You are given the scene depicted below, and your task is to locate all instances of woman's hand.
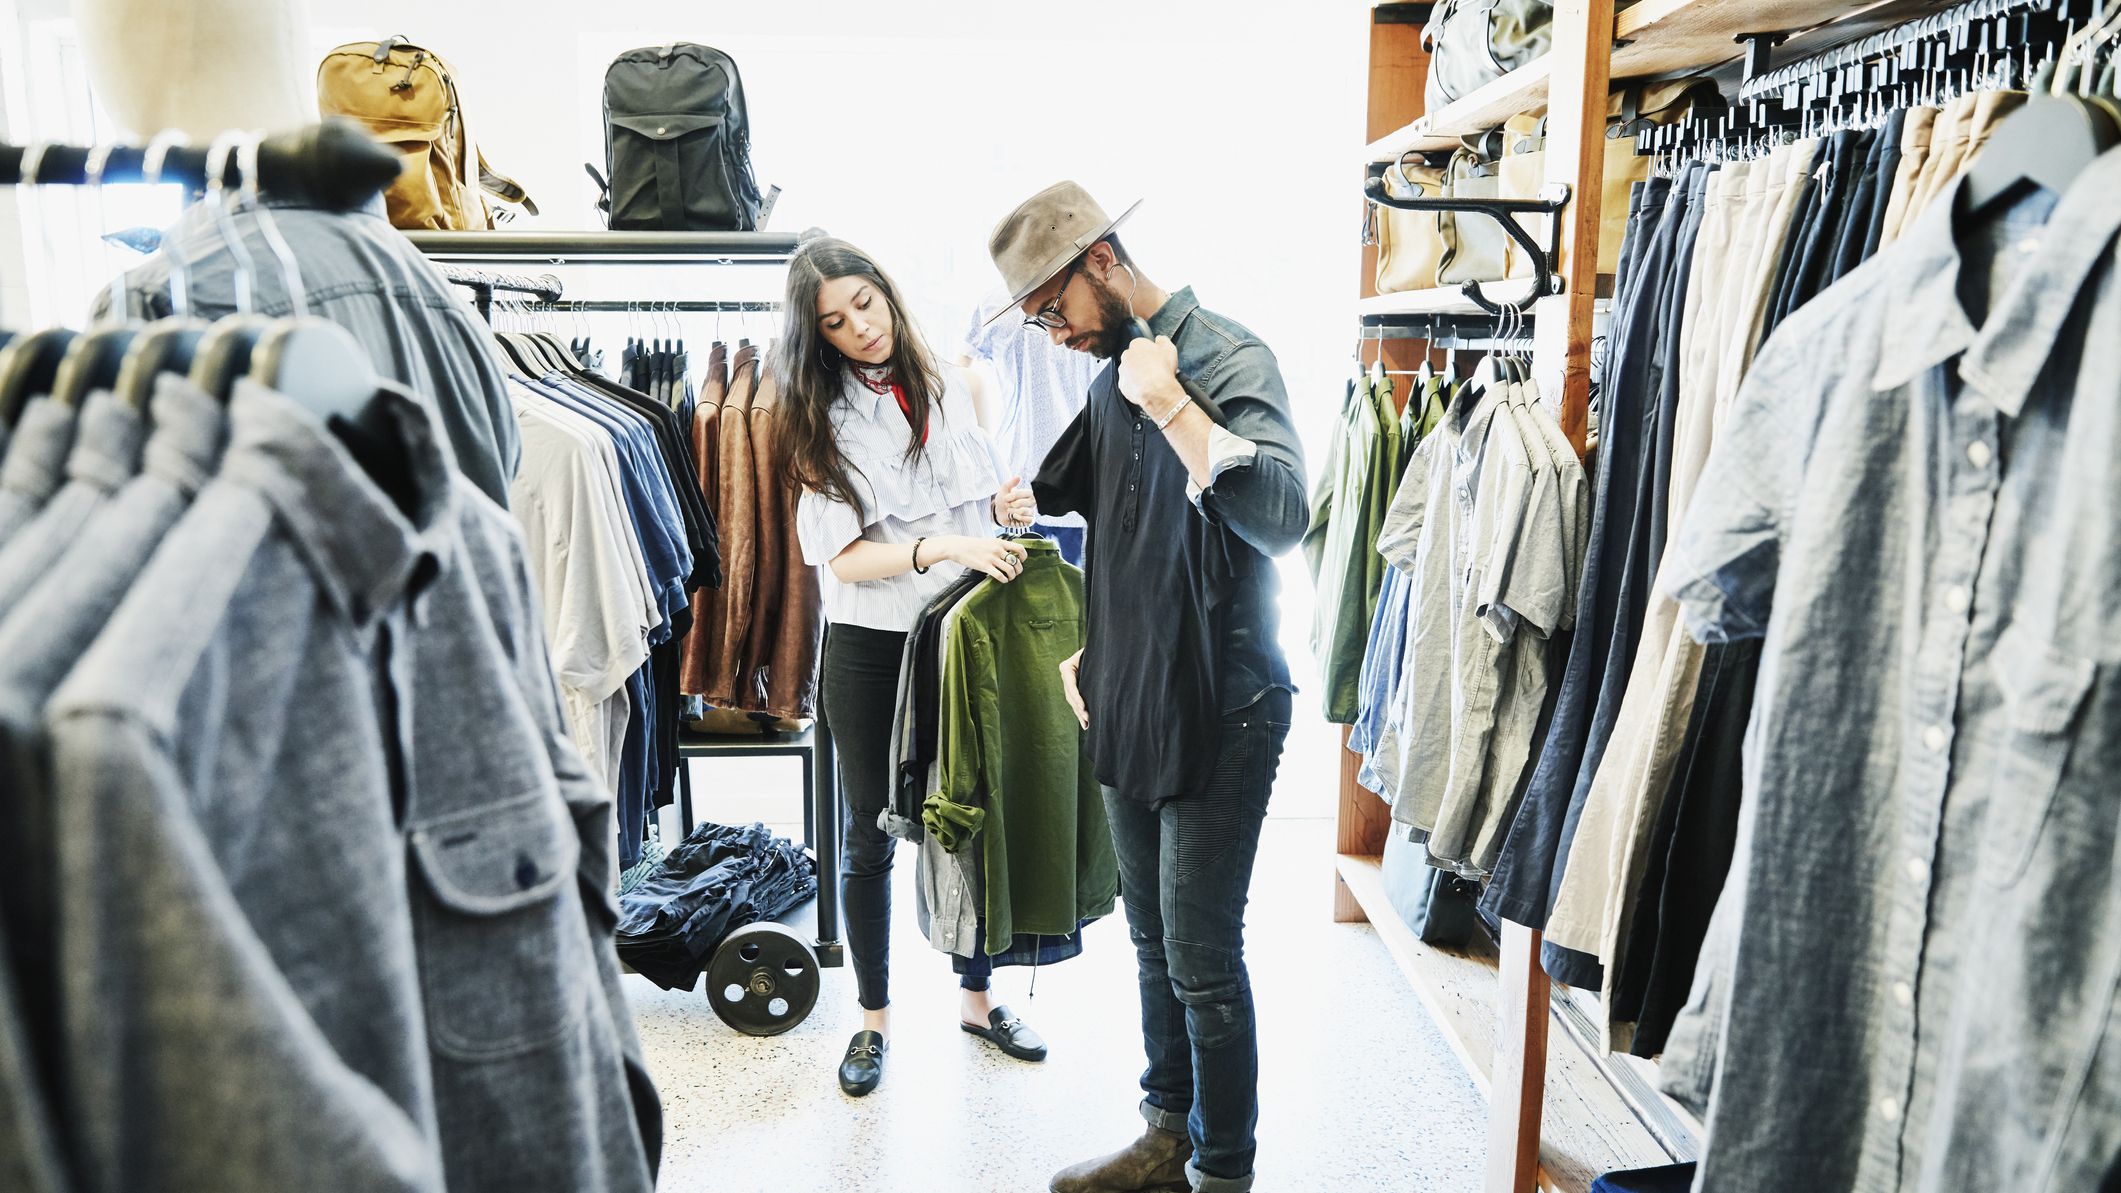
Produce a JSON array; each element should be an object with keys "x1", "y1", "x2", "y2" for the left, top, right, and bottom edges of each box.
[
  {"x1": 991, "y1": 476, "x2": 1038, "y2": 529},
  {"x1": 1059, "y1": 648, "x2": 1089, "y2": 729},
  {"x1": 948, "y1": 535, "x2": 1029, "y2": 584}
]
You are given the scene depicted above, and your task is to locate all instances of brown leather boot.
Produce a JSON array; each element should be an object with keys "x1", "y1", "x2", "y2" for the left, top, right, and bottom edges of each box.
[{"x1": 1048, "y1": 1125, "x2": 1193, "y2": 1193}]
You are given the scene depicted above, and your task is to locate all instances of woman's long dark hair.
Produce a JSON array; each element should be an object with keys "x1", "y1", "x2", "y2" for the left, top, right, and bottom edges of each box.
[{"x1": 776, "y1": 237, "x2": 944, "y2": 521}]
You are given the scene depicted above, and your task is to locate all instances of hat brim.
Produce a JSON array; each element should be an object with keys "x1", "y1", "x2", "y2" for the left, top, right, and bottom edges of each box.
[{"x1": 983, "y1": 197, "x2": 1144, "y2": 328}]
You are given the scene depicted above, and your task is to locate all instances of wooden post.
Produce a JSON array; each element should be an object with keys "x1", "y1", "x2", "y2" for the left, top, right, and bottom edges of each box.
[
  {"x1": 1487, "y1": 920, "x2": 1554, "y2": 1192},
  {"x1": 1533, "y1": 0, "x2": 1616, "y2": 458},
  {"x1": 1493, "y1": 1, "x2": 1612, "y2": 1189}
]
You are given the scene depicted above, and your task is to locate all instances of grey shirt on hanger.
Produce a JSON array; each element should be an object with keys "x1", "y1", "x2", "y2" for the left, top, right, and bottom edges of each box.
[
  {"x1": 41, "y1": 380, "x2": 656, "y2": 1193},
  {"x1": 0, "y1": 378, "x2": 227, "y2": 1189},
  {"x1": 1657, "y1": 161, "x2": 2121, "y2": 1193},
  {"x1": 0, "y1": 391, "x2": 146, "y2": 615},
  {"x1": 0, "y1": 398, "x2": 79, "y2": 549}
]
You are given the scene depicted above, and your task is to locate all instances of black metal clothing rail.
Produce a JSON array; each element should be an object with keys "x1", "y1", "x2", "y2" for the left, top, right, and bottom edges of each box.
[
  {"x1": 434, "y1": 265, "x2": 566, "y2": 322},
  {"x1": 406, "y1": 228, "x2": 820, "y2": 265},
  {"x1": 0, "y1": 120, "x2": 397, "y2": 212},
  {"x1": 1740, "y1": 0, "x2": 2059, "y2": 99},
  {"x1": 541, "y1": 300, "x2": 783, "y2": 314},
  {"x1": 1359, "y1": 181, "x2": 1573, "y2": 316}
]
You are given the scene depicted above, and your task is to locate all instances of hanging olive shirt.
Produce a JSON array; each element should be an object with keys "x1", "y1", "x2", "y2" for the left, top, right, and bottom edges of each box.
[{"x1": 922, "y1": 541, "x2": 1117, "y2": 942}]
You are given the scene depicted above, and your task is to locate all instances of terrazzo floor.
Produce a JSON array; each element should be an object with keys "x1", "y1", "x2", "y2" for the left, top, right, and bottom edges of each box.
[{"x1": 627, "y1": 759, "x2": 1488, "y2": 1193}]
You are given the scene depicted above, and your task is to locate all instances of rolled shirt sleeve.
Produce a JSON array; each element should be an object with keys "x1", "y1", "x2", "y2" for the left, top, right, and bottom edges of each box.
[{"x1": 1181, "y1": 355, "x2": 1309, "y2": 558}]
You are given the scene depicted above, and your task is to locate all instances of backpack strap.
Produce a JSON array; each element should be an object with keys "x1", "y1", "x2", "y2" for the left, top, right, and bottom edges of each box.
[{"x1": 479, "y1": 150, "x2": 538, "y2": 216}]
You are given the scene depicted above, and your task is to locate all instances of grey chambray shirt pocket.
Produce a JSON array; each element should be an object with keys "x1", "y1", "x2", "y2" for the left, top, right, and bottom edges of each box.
[
  {"x1": 1977, "y1": 624, "x2": 2097, "y2": 888},
  {"x1": 407, "y1": 791, "x2": 592, "y2": 1060}
]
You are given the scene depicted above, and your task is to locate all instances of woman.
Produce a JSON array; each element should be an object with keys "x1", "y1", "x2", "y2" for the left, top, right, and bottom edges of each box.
[{"x1": 783, "y1": 238, "x2": 1042, "y2": 1098}]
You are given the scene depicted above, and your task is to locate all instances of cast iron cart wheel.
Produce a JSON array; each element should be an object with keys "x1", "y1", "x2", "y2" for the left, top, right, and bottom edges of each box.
[{"x1": 705, "y1": 922, "x2": 820, "y2": 1036}]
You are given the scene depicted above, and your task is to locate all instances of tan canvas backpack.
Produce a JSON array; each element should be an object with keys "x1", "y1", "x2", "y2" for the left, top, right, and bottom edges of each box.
[{"x1": 317, "y1": 37, "x2": 536, "y2": 230}]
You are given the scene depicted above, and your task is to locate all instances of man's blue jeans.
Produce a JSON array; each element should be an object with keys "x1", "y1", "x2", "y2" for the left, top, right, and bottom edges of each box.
[{"x1": 1101, "y1": 690, "x2": 1290, "y2": 1193}]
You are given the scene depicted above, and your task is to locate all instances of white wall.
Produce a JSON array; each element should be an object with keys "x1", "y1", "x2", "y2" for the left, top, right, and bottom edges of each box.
[
  {"x1": 2, "y1": 0, "x2": 1368, "y2": 812},
  {"x1": 299, "y1": 2, "x2": 1364, "y2": 419}
]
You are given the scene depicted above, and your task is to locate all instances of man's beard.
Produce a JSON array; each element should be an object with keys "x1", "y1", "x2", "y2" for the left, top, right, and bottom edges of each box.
[{"x1": 1084, "y1": 281, "x2": 1136, "y2": 360}]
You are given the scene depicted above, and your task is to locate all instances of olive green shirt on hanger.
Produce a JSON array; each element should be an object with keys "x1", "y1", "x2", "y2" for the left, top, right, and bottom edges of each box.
[{"x1": 922, "y1": 540, "x2": 1118, "y2": 945}]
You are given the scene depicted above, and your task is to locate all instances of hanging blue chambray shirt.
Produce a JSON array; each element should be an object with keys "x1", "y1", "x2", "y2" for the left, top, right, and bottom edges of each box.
[
  {"x1": 962, "y1": 290, "x2": 1099, "y2": 528},
  {"x1": 1657, "y1": 153, "x2": 2121, "y2": 1193}
]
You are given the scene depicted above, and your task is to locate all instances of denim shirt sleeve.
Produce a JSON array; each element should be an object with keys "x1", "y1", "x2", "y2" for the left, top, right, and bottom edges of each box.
[{"x1": 1185, "y1": 343, "x2": 1309, "y2": 558}]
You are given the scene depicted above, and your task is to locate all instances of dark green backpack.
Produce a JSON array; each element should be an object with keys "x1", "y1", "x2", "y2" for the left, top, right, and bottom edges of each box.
[{"x1": 589, "y1": 43, "x2": 768, "y2": 231}]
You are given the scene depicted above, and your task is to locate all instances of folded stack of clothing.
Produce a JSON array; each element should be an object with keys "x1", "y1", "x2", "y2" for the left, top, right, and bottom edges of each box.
[{"x1": 616, "y1": 821, "x2": 817, "y2": 991}]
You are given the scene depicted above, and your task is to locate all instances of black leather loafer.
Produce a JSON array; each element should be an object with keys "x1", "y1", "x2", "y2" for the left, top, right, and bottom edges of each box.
[
  {"x1": 962, "y1": 1005, "x2": 1048, "y2": 1062},
  {"x1": 838, "y1": 1030, "x2": 886, "y2": 1097}
]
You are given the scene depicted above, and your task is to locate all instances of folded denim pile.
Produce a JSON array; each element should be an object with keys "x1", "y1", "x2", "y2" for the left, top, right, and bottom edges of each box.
[{"x1": 616, "y1": 820, "x2": 817, "y2": 991}]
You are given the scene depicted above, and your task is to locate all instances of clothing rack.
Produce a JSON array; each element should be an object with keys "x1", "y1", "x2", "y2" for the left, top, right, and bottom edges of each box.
[
  {"x1": 539, "y1": 300, "x2": 784, "y2": 314},
  {"x1": 418, "y1": 233, "x2": 842, "y2": 972},
  {"x1": 406, "y1": 229, "x2": 818, "y2": 266},
  {"x1": 1740, "y1": 0, "x2": 2059, "y2": 99},
  {"x1": 0, "y1": 119, "x2": 396, "y2": 212},
  {"x1": 1339, "y1": 2, "x2": 2040, "y2": 1189}
]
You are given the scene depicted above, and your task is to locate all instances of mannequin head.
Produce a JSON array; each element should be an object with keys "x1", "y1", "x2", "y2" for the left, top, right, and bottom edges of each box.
[{"x1": 70, "y1": 0, "x2": 315, "y2": 139}]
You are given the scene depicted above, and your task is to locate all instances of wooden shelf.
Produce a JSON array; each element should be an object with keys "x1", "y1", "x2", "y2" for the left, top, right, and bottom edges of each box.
[
  {"x1": 1364, "y1": 0, "x2": 1901, "y2": 161},
  {"x1": 1334, "y1": 853, "x2": 1680, "y2": 1193}
]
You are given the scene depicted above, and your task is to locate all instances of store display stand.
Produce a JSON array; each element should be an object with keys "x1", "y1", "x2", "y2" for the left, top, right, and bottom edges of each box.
[{"x1": 424, "y1": 229, "x2": 843, "y2": 973}]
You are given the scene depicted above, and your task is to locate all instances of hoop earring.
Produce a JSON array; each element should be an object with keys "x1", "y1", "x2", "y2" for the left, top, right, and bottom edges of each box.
[{"x1": 819, "y1": 344, "x2": 842, "y2": 368}]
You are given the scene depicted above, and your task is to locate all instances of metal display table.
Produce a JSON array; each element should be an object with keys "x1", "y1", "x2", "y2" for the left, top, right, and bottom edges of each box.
[{"x1": 674, "y1": 721, "x2": 842, "y2": 969}]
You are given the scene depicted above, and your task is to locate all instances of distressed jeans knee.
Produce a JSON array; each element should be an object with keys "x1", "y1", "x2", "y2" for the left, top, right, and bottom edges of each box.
[{"x1": 1163, "y1": 938, "x2": 1251, "y2": 1048}]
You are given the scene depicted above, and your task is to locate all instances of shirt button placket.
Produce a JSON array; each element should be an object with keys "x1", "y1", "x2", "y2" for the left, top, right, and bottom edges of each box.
[{"x1": 1869, "y1": 394, "x2": 1994, "y2": 1189}]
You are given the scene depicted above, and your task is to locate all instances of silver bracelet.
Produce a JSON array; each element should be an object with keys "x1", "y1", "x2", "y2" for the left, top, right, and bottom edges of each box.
[{"x1": 1153, "y1": 394, "x2": 1189, "y2": 431}]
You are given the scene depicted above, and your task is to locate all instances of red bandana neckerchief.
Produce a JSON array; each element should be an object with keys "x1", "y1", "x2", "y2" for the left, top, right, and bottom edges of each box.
[{"x1": 853, "y1": 362, "x2": 927, "y2": 444}]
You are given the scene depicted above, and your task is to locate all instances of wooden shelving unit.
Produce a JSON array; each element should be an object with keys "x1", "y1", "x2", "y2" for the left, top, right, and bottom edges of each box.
[{"x1": 1364, "y1": 0, "x2": 1901, "y2": 161}]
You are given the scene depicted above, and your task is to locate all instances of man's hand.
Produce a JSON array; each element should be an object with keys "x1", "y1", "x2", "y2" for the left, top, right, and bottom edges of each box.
[
  {"x1": 1059, "y1": 648, "x2": 1089, "y2": 730},
  {"x1": 1117, "y1": 334, "x2": 1183, "y2": 414},
  {"x1": 992, "y1": 476, "x2": 1038, "y2": 529}
]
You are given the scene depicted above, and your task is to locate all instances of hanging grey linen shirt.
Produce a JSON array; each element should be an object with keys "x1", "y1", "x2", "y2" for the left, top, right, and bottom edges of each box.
[
  {"x1": 0, "y1": 376, "x2": 225, "y2": 1193},
  {"x1": 1656, "y1": 159, "x2": 2121, "y2": 1193},
  {"x1": 0, "y1": 398, "x2": 79, "y2": 548},
  {"x1": 105, "y1": 196, "x2": 520, "y2": 506},
  {"x1": 0, "y1": 391, "x2": 146, "y2": 615},
  {"x1": 0, "y1": 920, "x2": 64, "y2": 1193},
  {"x1": 42, "y1": 380, "x2": 655, "y2": 1193}
]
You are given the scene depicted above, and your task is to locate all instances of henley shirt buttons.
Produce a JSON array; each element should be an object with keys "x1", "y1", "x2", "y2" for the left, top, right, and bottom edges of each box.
[
  {"x1": 1967, "y1": 440, "x2": 1994, "y2": 469},
  {"x1": 1892, "y1": 981, "x2": 1914, "y2": 1007},
  {"x1": 1923, "y1": 724, "x2": 1948, "y2": 753},
  {"x1": 1905, "y1": 856, "x2": 1929, "y2": 884},
  {"x1": 1945, "y1": 585, "x2": 1971, "y2": 613},
  {"x1": 1879, "y1": 1097, "x2": 1902, "y2": 1123}
]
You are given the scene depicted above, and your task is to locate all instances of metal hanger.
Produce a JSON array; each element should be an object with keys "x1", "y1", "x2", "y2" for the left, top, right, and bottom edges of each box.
[
  {"x1": 51, "y1": 142, "x2": 143, "y2": 407},
  {"x1": 0, "y1": 142, "x2": 79, "y2": 427},
  {"x1": 115, "y1": 131, "x2": 210, "y2": 412},
  {"x1": 239, "y1": 131, "x2": 383, "y2": 424},
  {"x1": 190, "y1": 132, "x2": 273, "y2": 401}
]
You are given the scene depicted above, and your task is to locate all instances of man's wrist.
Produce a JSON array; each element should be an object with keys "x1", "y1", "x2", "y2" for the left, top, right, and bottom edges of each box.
[{"x1": 1151, "y1": 385, "x2": 1191, "y2": 430}]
